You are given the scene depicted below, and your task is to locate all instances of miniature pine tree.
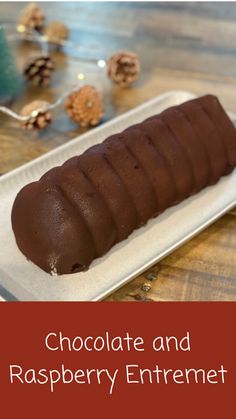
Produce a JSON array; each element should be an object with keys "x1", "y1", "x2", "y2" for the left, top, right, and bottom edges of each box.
[{"x1": 0, "y1": 25, "x2": 23, "y2": 103}]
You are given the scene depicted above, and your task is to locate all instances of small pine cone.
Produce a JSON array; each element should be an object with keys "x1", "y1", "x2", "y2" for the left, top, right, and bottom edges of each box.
[
  {"x1": 20, "y1": 100, "x2": 52, "y2": 130},
  {"x1": 107, "y1": 51, "x2": 140, "y2": 87},
  {"x1": 24, "y1": 55, "x2": 55, "y2": 87},
  {"x1": 44, "y1": 21, "x2": 69, "y2": 44},
  {"x1": 18, "y1": 3, "x2": 45, "y2": 33},
  {"x1": 65, "y1": 85, "x2": 104, "y2": 128}
]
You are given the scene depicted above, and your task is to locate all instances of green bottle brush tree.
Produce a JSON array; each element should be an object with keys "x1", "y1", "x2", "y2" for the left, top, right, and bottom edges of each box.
[{"x1": 0, "y1": 25, "x2": 23, "y2": 103}]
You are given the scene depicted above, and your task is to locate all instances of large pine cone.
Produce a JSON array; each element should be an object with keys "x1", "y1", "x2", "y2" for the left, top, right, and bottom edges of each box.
[
  {"x1": 65, "y1": 85, "x2": 104, "y2": 128},
  {"x1": 24, "y1": 55, "x2": 55, "y2": 87},
  {"x1": 44, "y1": 21, "x2": 69, "y2": 44},
  {"x1": 20, "y1": 100, "x2": 52, "y2": 130},
  {"x1": 107, "y1": 51, "x2": 140, "y2": 87},
  {"x1": 18, "y1": 3, "x2": 45, "y2": 32}
]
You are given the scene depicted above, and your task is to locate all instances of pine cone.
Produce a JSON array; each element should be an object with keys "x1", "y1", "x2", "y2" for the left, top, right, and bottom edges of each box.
[
  {"x1": 65, "y1": 85, "x2": 104, "y2": 128},
  {"x1": 20, "y1": 100, "x2": 52, "y2": 130},
  {"x1": 107, "y1": 51, "x2": 140, "y2": 87},
  {"x1": 24, "y1": 55, "x2": 55, "y2": 87},
  {"x1": 44, "y1": 21, "x2": 69, "y2": 44},
  {"x1": 18, "y1": 3, "x2": 45, "y2": 33}
]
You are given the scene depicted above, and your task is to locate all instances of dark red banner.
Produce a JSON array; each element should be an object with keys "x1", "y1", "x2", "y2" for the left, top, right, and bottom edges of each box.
[{"x1": 0, "y1": 302, "x2": 235, "y2": 417}]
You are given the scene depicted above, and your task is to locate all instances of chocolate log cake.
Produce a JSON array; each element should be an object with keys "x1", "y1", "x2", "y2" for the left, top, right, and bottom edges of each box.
[{"x1": 11, "y1": 95, "x2": 236, "y2": 275}]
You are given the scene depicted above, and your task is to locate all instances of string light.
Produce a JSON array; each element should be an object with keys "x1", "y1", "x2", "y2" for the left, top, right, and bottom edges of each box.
[
  {"x1": 0, "y1": 24, "x2": 105, "y2": 126},
  {"x1": 0, "y1": 22, "x2": 140, "y2": 130},
  {"x1": 0, "y1": 83, "x2": 83, "y2": 122},
  {"x1": 77, "y1": 73, "x2": 85, "y2": 81},
  {"x1": 97, "y1": 59, "x2": 106, "y2": 68}
]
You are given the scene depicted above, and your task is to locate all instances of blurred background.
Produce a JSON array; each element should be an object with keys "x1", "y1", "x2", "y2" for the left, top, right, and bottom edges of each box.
[
  {"x1": 1, "y1": 2, "x2": 236, "y2": 96},
  {"x1": 1, "y1": 2, "x2": 236, "y2": 174}
]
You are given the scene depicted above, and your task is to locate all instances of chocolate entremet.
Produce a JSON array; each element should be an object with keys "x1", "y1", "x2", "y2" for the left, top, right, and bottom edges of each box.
[{"x1": 11, "y1": 95, "x2": 236, "y2": 275}]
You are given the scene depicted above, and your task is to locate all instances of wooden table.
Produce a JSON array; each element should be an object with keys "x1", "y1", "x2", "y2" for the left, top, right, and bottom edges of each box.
[{"x1": 1, "y1": 2, "x2": 236, "y2": 301}]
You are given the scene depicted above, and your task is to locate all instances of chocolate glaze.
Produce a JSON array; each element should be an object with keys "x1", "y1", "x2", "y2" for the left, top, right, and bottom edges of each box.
[
  {"x1": 199, "y1": 95, "x2": 236, "y2": 170},
  {"x1": 135, "y1": 117, "x2": 195, "y2": 201},
  {"x1": 160, "y1": 107, "x2": 210, "y2": 192},
  {"x1": 121, "y1": 129, "x2": 177, "y2": 211},
  {"x1": 103, "y1": 135, "x2": 156, "y2": 226},
  {"x1": 11, "y1": 95, "x2": 236, "y2": 275},
  {"x1": 12, "y1": 181, "x2": 95, "y2": 274},
  {"x1": 47, "y1": 165, "x2": 116, "y2": 257},
  {"x1": 180, "y1": 100, "x2": 228, "y2": 184}
]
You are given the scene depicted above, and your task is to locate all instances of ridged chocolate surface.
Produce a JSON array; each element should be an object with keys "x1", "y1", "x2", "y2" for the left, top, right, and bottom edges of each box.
[{"x1": 11, "y1": 95, "x2": 236, "y2": 275}]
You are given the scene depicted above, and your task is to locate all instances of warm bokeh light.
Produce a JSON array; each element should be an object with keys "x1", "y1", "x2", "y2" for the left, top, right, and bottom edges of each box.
[
  {"x1": 77, "y1": 73, "x2": 85, "y2": 80},
  {"x1": 97, "y1": 59, "x2": 106, "y2": 68}
]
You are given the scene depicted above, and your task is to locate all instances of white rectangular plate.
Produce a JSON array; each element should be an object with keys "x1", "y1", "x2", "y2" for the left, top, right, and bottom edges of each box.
[{"x1": 0, "y1": 90, "x2": 236, "y2": 301}]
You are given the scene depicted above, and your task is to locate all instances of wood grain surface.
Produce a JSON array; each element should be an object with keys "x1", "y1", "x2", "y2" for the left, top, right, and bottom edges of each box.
[{"x1": 1, "y1": 2, "x2": 236, "y2": 301}]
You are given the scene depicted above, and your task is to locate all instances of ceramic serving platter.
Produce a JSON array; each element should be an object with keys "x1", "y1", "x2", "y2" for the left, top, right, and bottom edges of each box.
[{"x1": 1, "y1": 90, "x2": 236, "y2": 301}]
